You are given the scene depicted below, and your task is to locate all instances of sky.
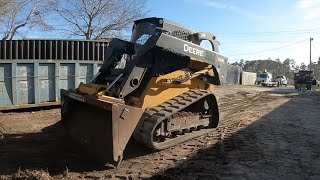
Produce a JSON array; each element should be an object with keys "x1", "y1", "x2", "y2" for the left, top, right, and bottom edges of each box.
[
  {"x1": 145, "y1": 0, "x2": 320, "y2": 65},
  {"x1": 23, "y1": 0, "x2": 320, "y2": 66}
]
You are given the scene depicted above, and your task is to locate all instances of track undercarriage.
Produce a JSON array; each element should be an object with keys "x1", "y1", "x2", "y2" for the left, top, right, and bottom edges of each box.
[{"x1": 134, "y1": 89, "x2": 219, "y2": 150}]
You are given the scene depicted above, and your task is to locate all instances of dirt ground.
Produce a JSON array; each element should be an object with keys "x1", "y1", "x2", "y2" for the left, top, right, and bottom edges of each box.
[{"x1": 0, "y1": 85, "x2": 320, "y2": 179}]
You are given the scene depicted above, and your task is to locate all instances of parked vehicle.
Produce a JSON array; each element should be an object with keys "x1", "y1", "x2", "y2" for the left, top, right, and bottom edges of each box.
[
  {"x1": 256, "y1": 70, "x2": 288, "y2": 87},
  {"x1": 294, "y1": 71, "x2": 313, "y2": 90},
  {"x1": 261, "y1": 79, "x2": 280, "y2": 87},
  {"x1": 256, "y1": 71, "x2": 272, "y2": 85},
  {"x1": 256, "y1": 71, "x2": 281, "y2": 87},
  {"x1": 274, "y1": 75, "x2": 287, "y2": 86}
]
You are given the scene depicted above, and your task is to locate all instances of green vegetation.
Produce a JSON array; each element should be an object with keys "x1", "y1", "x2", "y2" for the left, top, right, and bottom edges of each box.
[{"x1": 232, "y1": 58, "x2": 320, "y2": 80}]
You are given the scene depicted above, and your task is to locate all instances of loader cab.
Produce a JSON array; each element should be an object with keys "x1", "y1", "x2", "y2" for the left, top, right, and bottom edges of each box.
[
  {"x1": 131, "y1": 19, "x2": 159, "y2": 45},
  {"x1": 131, "y1": 17, "x2": 219, "y2": 53},
  {"x1": 130, "y1": 17, "x2": 225, "y2": 86}
]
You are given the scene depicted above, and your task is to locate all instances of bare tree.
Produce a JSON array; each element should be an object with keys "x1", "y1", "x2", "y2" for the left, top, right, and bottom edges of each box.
[
  {"x1": 0, "y1": 1, "x2": 12, "y2": 17},
  {"x1": 0, "y1": 0, "x2": 51, "y2": 40},
  {"x1": 49, "y1": 0, "x2": 147, "y2": 40}
]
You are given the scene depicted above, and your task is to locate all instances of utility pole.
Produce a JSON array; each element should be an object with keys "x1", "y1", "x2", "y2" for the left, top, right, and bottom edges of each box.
[{"x1": 310, "y1": 37, "x2": 313, "y2": 71}]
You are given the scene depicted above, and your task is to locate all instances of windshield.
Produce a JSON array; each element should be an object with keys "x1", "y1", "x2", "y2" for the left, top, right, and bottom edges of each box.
[
  {"x1": 131, "y1": 22, "x2": 158, "y2": 45},
  {"x1": 258, "y1": 74, "x2": 267, "y2": 78}
]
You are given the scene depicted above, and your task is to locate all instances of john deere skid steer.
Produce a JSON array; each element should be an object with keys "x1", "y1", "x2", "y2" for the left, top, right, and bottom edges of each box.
[{"x1": 61, "y1": 17, "x2": 227, "y2": 166}]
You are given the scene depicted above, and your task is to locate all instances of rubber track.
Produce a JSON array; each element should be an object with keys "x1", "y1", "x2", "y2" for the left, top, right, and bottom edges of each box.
[{"x1": 134, "y1": 89, "x2": 218, "y2": 150}]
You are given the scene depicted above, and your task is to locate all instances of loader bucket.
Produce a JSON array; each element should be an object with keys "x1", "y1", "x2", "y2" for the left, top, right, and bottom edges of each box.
[{"x1": 60, "y1": 89, "x2": 144, "y2": 166}]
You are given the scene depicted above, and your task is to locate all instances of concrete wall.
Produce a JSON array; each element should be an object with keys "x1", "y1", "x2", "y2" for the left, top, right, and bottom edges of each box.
[{"x1": 241, "y1": 72, "x2": 257, "y2": 85}]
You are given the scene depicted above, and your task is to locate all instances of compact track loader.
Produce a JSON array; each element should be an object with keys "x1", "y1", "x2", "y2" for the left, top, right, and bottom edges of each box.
[{"x1": 61, "y1": 17, "x2": 228, "y2": 166}]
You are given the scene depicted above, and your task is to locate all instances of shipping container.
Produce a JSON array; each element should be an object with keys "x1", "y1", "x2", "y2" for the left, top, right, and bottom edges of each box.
[
  {"x1": 0, "y1": 60, "x2": 102, "y2": 110},
  {"x1": 0, "y1": 39, "x2": 109, "y2": 61},
  {"x1": 241, "y1": 72, "x2": 257, "y2": 85},
  {"x1": 0, "y1": 39, "x2": 106, "y2": 110}
]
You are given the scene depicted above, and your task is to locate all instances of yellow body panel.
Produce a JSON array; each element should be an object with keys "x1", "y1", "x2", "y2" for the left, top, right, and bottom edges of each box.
[
  {"x1": 136, "y1": 69, "x2": 215, "y2": 109},
  {"x1": 75, "y1": 60, "x2": 217, "y2": 110},
  {"x1": 77, "y1": 82, "x2": 107, "y2": 96}
]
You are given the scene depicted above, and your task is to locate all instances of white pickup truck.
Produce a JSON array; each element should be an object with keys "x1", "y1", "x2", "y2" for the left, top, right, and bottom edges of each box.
[
  {"x1": 274, "y1": 75, "x2": 288, "y2": 87},
  {"x1": 257, "y1": 72, "x2": 287, "y2": 87},
  {"x1": 256, "y1": 72, "x2": 272, "y2": 85}
]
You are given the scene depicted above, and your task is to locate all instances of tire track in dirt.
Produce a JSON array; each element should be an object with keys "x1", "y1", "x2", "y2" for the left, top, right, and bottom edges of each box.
[
  {"x1": 147, "y1": 91, "x2": 291, "y2": 180},
  {"x1": 72, "y1": 90, "x2": 290, "y2": 180},
  {"x1": 0, "y1": 89, "x2": 294, "y2": 180}
]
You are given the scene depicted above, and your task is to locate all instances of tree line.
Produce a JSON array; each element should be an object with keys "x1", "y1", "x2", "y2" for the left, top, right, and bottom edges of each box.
[
  {"x1": 0, "y1": 0, "x2": 147, "y2": 40},
  {"x1": 231, "y1": 58, "x2": 320, "y2": 80},
  {"x1": 2, "y1": 0, "x2": 320, "y2": 81}
]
